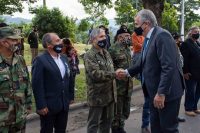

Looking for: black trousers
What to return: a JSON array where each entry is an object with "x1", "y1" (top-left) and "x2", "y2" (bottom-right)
[
  {"x1": 40, "y1": 110, "x2": 69, "y2": 133},
  {"x1": 150, "y1": 98, "x2": 181, "y2": 133}
]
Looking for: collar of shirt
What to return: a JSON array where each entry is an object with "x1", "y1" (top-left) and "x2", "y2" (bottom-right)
[
  {"x1": 146, "y1": 27, "x2": 155, "y2": 39},
  {"x1": 51, "y1": 54, "x2": 66, "y2": 78}
]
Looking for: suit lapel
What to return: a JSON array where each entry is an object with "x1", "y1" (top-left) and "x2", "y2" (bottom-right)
[
  {"x1": 142, "y1": 27, "x2": 157, "y2": 63},
  {"x1": 44, "y1": 51, "x2": 62, "y2": 78}
]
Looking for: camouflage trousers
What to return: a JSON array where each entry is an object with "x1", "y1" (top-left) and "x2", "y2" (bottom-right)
[
  {"x1": 87, "y1": 102, "x2": 114, "y2": 133},
  {"x1": 31, "y1": 48, "x2": 38, "y2": 64},
  {"x1": 0, "y1": 121, "x2": 26, "y2": 133},
  {"x1": 112, "y1": 95, "x2": 131, "y2": 129}
]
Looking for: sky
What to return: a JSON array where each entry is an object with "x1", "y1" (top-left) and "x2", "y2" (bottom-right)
[{"x1": 13, "y1": 0, "x2": 116, "y2": 20}]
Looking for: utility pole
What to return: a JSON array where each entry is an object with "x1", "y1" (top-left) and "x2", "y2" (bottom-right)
[
  {"x1": 43, "y1": 0, "x2": 46, "y2": 7},
  {"x1": 136, "y1": 0, "x2": 138, "y2": 10},
  {"x1": 180, "y1": 0, "x2": 185, "y2": 40}
]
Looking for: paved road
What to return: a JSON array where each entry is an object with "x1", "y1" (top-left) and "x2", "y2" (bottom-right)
[{"x1": 26, "y1": 87, "x2": 200, "y2": 133}]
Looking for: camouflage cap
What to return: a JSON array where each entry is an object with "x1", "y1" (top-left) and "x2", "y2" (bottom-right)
[{"x1": 0, "y1": 27, "x2": 22, "y2": 39}]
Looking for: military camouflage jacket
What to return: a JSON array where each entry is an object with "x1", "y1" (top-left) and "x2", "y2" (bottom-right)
[
  {"x1": 0, "y1": 54, "x2": 32, "y2": 126},
  {"x1": 84, "y1": 46, "x2": 117, "y2": 107},
  {"x1": 109, "y1": 42, "x2": 133, "y2": 96}
]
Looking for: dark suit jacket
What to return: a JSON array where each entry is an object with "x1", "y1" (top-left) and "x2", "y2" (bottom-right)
[
  {"x1": 32, "y1": 51, "x2": 74, "y2": 114},
  {"x1": 180, "y1": 38, "x2": 200, "y2": 82},
  {"x1": 128, "y1": 26, "x2": 185, "y2": 102}
]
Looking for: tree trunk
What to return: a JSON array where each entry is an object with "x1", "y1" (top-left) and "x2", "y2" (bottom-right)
[{"x1": 142, "y1": 0, "x2": 165, "y2": 26}]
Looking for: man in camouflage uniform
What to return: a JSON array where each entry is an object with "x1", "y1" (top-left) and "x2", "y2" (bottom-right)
[
  {"x1": 0, "y1": 27, "x2": 32, "y2": 133},
  {"x1": 108, "y1": 26, "x2": 133, "y2": 133},
  {"x1": 84, "y1": 28, "x2": 119, "y2": 133}
]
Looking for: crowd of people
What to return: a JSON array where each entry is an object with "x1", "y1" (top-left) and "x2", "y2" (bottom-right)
[{"x1": 0, "y1": 8, "x2": 200, "y2": 133}]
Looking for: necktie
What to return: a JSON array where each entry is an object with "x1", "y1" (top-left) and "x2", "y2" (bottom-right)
[
  {"x1": 142, "y1": 37, "x2": 149, "y2": 59},
  {"x1": 141, "y1": 37, "x2": 149, "y2": 85}
]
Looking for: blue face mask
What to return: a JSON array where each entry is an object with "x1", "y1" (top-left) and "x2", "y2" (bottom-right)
[
  {"x1": 53, "y1": 44, "x2": 63, "y2": 53},
  {"x1": 97, "y1": 39, "x2": 107, "y2": 48}
]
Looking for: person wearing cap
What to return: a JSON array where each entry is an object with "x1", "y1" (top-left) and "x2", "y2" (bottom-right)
[
  {"x1": 108, "y1": 26, "x2": 133, "y2": 133},
  {"x1": 0, "y1": 27, "x2": 32, "y2": 132}
]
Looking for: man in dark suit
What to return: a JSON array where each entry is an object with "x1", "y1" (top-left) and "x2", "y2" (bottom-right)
[
  {"x1": 117, "y1": 9, "x2": 185, "y2": 133},
  {"x1": 180, "y1": 26, "x2": 200, "y2": 117},
  {"x1": 32, "y1": 33, "x2": 74, "y2": 133}
]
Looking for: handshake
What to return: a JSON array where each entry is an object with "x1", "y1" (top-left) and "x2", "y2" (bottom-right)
[{"x1": 115, "y1": 68, "x2": 127, "y2": 80}]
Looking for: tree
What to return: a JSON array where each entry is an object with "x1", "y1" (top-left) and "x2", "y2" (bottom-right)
[
  {"x1": 166, "y1": 0, "x2": 200, "y2": 32},
  {"x1": 78, "y1": 19, "x2": 91, "y2": 32},
  {"x1": 78, "y1": 0, "x2": 112, "y2": 26},
  {"x1": 32, "y1": 7, "x2": 77, "y2": 41},
  {"x1": 114, "y1": 0, "x2": 138, "y2": 30},
  {"x1": 161, "y1": 2, "x2": 179, "y2": 33},
  {"x1": 141, "y1": 0, "x2": 165, "y2": 25},
  {"x1": 0, "y1": 0, "x2": 37, "y2": 15}
]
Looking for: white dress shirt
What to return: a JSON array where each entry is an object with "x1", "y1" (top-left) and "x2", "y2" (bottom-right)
[{"x1": 51, "y1": 54, "x2": 66, "y2": 78}]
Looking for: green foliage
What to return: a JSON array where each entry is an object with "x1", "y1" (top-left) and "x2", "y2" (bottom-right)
[
  {"x1": 78, "y1": 0, "x2": 112, "y2": 25},
  {"x1": 114, "y1": 0, "x2": 138, "y2": 30},
  {"x1": 167, "y1": 0, "x2": 200, "y2": 32},
  {"x1": 0, "y1": 16, "x2": 5, "y2": 23},
  {"x1": 32, "y1": 7, "x2": 77, "y2": 41},
  {"x1": 161, "y1": 2, "x2": 178, "y2": 33},
  {"x1": 0, "y1": 0, "x2": 37, "y2": 15},
  {"x1": 78, "y1": 19, "x2": 91, "y2": 32},
  {"x1": 192, "y1": 21, "x2": 200, "y2": 27},
  {"x1": 0, "y1": 0, "x2": 23, "y2": 14}
]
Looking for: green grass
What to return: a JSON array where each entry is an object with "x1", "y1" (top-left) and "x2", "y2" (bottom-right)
[{"x1": 75, "y1": 69, "x2": 87, "y2": 102}]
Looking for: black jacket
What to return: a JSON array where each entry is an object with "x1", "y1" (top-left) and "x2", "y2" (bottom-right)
[
  {"x1": 28, "y1": 31, "x2": 38, "y2": 48},
  {"x1": 32, "y1": 51, "x2": 74, "y2": 114},
  {"x1": 180, "y1": 38, "x2": 200, "y2": 82}
]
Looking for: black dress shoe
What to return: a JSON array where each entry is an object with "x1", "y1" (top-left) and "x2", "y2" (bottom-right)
[{"x1": 178, "y1": 117, "x2": 186, "y2": 122}]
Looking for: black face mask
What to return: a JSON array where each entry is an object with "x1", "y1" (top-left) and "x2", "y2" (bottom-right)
[
  {"x1": 97, "y1": 39, "x2": 107, "y2": 48},
  {"x1": 53, "y1": 44, "x2": 63, "y2": 53},
  {"x1": 134, "y1": 27, "x2": 143, "y2": 36},
  {"x1": 192, "y1": 33, "x2": 200, "y2": 40}
]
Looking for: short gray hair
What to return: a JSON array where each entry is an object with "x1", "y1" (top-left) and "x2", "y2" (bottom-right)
[
  {"x1": 186, "y1": 26, "x2": 199, "y2": 38},
  {"x1": 42, "y1": 33, "x2": 53, "y2": 48},
  {"x1": 136, "y1": 9, "x2": 158, "y2": 27},
  {"x1": 89, "y1": 28, "x2": 104, "y2": 44}
]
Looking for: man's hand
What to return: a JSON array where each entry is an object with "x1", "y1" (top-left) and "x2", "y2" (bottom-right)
[
  {"x1": 184, "y1": 73, "x2": 191, "y2": 80},
  {"x1": 37, "y1": 107, "x2": 49, "y2": 116},
  {"x1": 154, "y1": 94, "x2": 165, "y2": 109},
  {"x1": 115, "y1": 68, "x2": 127, "y2": 80}
]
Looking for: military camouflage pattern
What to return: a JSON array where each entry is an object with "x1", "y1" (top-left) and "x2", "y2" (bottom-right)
[
  {"x1": 108, "y1": 42, "x2": 133, "y2": 129},
  {"x1": 0, "y1": 54, "x2": 32, "y2": 131},
  {"x1": 84, "y1": 46, "x2": 117, "y2": 107}
]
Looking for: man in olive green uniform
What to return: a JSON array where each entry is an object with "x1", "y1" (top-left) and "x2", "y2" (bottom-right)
[
  {"x1": 0, "y1": 27, "x2": 32, "y2": 133},
  {"x1": 108, "y1": 26, "x2": 133, "y2": 133},
  {"x1": 84, "y1": 28, "x2": 119, "y2": 133}
]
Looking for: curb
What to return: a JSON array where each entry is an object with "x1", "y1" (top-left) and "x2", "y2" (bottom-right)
[{"x1": 27, "y1": 85, "x2": 142, "y2": 122}]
